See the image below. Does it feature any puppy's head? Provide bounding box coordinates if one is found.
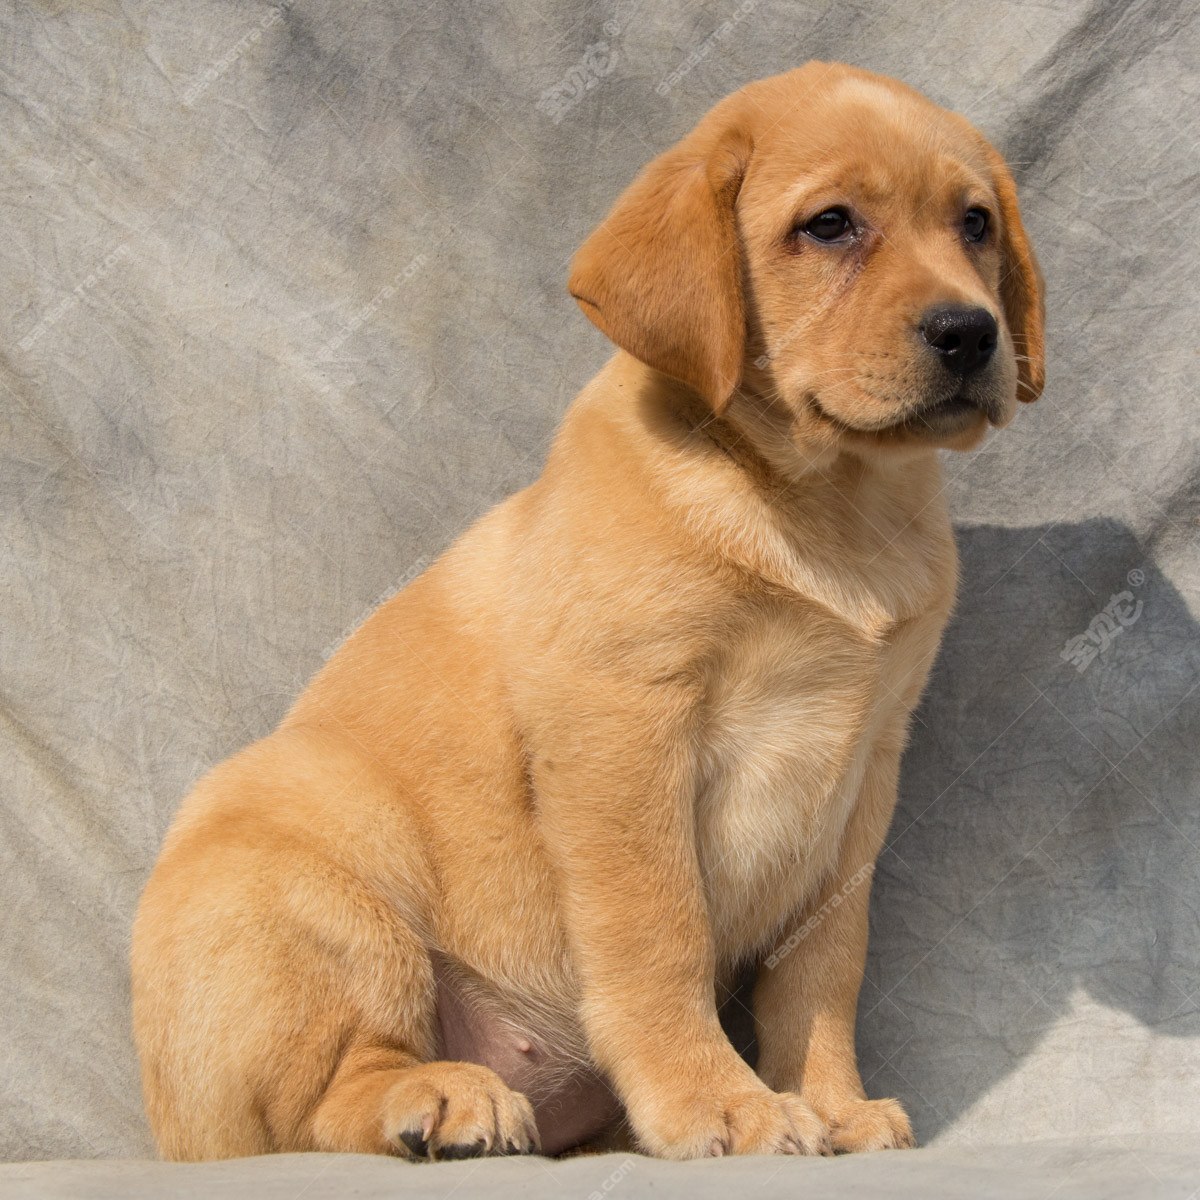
[569,63,1044,455]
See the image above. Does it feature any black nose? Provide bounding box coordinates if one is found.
[919,305,998,376]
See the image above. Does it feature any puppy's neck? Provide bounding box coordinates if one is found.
[723,383,942,487]
[654,373,936,503]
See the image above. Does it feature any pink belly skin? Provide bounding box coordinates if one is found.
[435,968,622,1154]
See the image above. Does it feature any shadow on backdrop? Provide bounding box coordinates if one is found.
[721,517,1198,1141]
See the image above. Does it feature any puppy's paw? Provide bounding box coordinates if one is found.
[635,1083,831,1159]
[382,1061,540,1161]
[826,1097,914,1153]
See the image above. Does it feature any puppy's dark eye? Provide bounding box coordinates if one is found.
[963,207,989,242]
[803,208,854,242]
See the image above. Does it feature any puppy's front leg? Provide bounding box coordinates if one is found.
[753,744,916,1153]
[533,679,828,1160]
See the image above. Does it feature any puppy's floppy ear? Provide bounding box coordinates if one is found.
[984,145,1046,403]
[568,117,752,413]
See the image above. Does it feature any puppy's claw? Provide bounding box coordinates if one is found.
[383,1062,539,1162]
[437,1139,488,1160]
[397,1129,429,1160]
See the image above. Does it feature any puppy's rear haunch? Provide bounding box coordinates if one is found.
[133,62,1043,1162]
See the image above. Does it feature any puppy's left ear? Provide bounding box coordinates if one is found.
[985,145,1046,403]
[568,113,752,413]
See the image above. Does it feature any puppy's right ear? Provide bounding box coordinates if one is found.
[982,143,1045,404]
[568,115,752,414]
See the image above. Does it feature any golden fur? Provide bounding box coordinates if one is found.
[132,62,1043,1162]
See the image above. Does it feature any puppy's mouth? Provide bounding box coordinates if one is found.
[896,390,987,436]
[809,388,994,439]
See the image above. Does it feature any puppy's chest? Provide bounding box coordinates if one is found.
[694,601,923,959]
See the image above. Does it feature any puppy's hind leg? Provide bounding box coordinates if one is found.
[133,729,538,1162]
[311,1047,540,1160]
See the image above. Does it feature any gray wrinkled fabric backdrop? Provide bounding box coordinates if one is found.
[2,0,1198,1193]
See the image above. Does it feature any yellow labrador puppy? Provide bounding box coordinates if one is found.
[133,61,1043,1162]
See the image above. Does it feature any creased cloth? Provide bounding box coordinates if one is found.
[1,0,1197,1184]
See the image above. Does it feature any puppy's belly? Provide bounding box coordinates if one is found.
[435,963,620,1154]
